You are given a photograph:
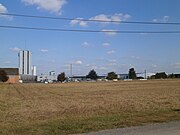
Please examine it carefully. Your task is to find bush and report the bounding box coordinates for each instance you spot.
[57,72,66,82]
[107,72,118,80]
[155,72,167,79]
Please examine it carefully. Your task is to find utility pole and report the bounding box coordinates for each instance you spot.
[70,64,72,80]
[25,40,27,50]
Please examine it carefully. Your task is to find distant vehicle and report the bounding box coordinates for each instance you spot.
[97,79,102,81]
[48,80,53,83]
[104,79,108,82]
[86,78,92,81]
[19,80,23,83]
[124,79,133,81]
[140,79,148,81]
[113,79,118,82]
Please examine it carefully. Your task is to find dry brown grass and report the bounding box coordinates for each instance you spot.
[0,79,180,134]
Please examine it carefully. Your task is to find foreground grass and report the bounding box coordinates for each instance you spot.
[0,80,180,134]
[3,111,180,135]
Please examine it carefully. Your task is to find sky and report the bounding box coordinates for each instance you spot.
[0,0,180,76]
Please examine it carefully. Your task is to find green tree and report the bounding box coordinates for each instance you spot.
[57,72,66,82]
[86,69,98,80]
[128,68,137,79]
[0,70,9,82]
[107,72,118,80]
[155,72,167,79]
[168,73,175,78]
[149,75,155,79]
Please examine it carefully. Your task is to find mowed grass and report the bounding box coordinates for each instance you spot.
[0,79,180,135]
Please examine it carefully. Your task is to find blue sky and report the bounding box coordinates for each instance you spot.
[0,0,180,76]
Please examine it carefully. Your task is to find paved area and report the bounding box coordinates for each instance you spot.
[78,121,180,135]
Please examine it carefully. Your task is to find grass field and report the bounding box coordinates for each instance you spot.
[0,79,180,135]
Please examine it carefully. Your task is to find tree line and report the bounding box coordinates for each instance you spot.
[0,68,178,83]
[57,68,178,82]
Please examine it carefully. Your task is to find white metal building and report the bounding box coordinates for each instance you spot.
[19,50,32,75]
[32,66,36,76]
[37,73,57,83]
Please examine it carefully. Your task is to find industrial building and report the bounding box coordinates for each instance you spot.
[19,50,32,75]
[37,71,57,83]
[18,50,36,75]
[18,50,37,82]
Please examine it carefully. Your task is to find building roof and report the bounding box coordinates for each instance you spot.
[0,68,19,75]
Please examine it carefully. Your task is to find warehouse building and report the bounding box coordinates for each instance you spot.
[0,68,19,83]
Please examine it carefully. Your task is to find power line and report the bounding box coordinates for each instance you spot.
[1,13,180,25]
[1,25,180,34]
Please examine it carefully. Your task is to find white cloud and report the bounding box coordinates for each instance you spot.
[99,67,107,70]
[48,59,56,63]
[82,42,92,48]
[90,14,111,24]
[40,49,49,52]
[0,4,7,13]
[108,63,117,66]
[91,66,98,70]
[86,64,90,67]
[129,64,136,69]
[22,0,67,14]
[139,33,148,35]
[63,64,70,68]
[130,56,140,59]
[79,21,88,27]
[0,3,12,20]
[174,62,180,69]
[163,16,169,22]
[9,47,21,52]
[70,13,131,27]
[4,61,11,64]
[108,59,117,66]
[111,13,131,22]
[96,57,104,61]
[102,43,110,47]
[152,19,158,22]
[109,59,117,63]
[153,16,170,23]
[90,13,131,24]
[75,60,83,65]
[70,18,88,27]
[102,29,117,36]
[107,50,115,54]
[151,64,157,68]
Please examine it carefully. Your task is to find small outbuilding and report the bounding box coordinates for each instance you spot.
[0,68,19,83]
